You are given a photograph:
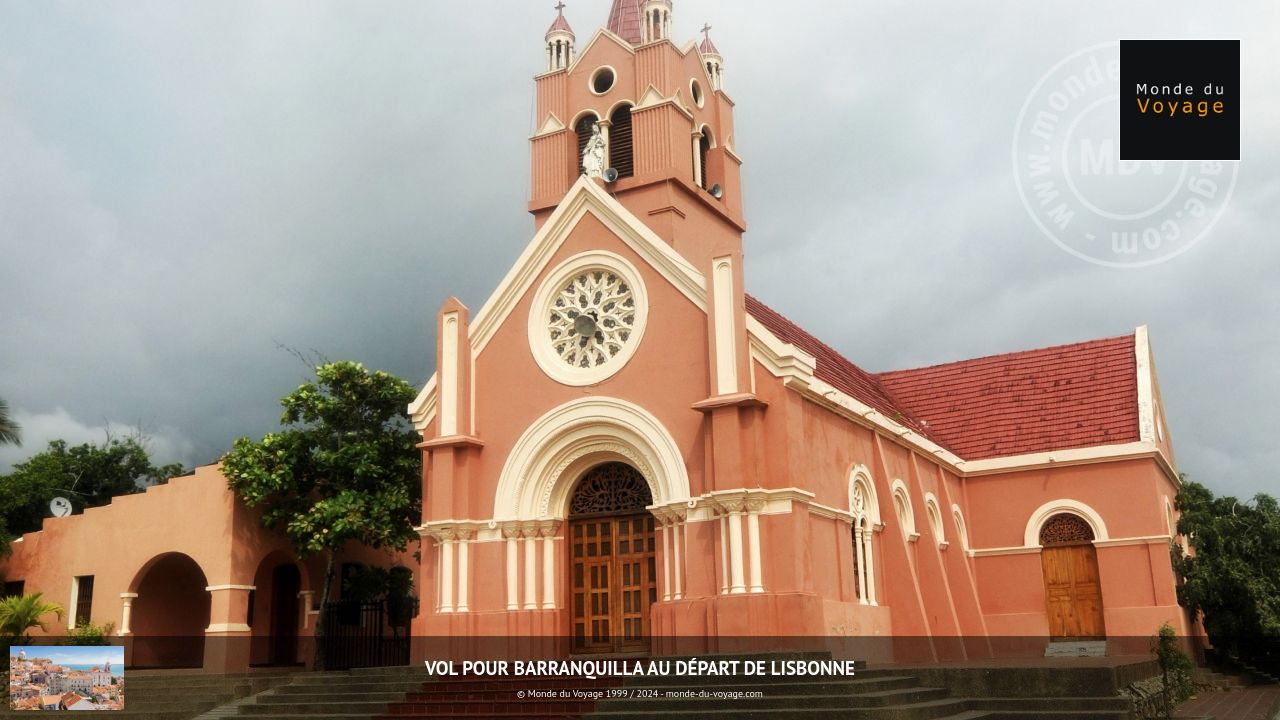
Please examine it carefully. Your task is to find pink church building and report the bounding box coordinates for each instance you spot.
[0,0,1193,673]
[408,0,1192,661]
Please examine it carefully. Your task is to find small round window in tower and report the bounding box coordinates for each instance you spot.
[690,79,705,108]
[528,251,649,386]
[590,66,616,95]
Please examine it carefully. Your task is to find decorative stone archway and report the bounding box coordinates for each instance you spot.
[494,396,692,521]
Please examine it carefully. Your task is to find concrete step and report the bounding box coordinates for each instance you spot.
[238,700,396,715]
[583,698,975,719]
[401,676,922,702]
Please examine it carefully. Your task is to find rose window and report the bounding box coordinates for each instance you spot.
[547,269,636,369]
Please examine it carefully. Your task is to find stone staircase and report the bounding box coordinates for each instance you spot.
[206,666,435,720]
[73,671,295,720]
[2,657,1143,720]
[359,655,1133,720]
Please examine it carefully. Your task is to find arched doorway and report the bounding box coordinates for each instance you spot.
[1039,513,1106,640]
[567,462,657,654]
[129,553,211,669]
[249,553,303,667]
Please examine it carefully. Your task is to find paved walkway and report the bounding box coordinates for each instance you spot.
[1175,686,1280,720]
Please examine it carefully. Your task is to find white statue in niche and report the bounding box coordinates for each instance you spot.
[582,122,606,178]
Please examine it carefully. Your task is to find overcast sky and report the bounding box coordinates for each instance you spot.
[1,1,1276,499]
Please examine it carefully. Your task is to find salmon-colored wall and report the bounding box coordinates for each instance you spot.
[0,464,417,672]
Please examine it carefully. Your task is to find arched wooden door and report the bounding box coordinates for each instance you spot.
[1039,513,1106,640]
[568,462,657,655]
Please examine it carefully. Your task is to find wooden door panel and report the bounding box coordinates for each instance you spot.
[1042,544,1106,640]
[571,513,655,654]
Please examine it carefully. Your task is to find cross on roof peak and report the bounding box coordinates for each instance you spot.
[701,23,712,37]
[555,2,566,14]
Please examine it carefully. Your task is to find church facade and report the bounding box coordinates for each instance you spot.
[408,0,1192,662]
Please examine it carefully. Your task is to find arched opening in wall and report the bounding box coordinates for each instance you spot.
[608,104,634,179]
[567,462,656,654]
[891,482,916,540]
[574,112,600,176]
[1038,513,1106,640]
[850,474,878,605]
[249,552,303,667]
[697,127,713,189]
[952,506,970,552]
[925,495,946,547]
[128,553,212,669]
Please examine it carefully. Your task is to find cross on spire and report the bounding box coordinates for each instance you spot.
[702,23,713,38]
[555,1,566,14]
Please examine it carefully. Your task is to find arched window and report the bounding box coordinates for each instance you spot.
[697,127,712,189]
[609,104,634,179]
[1038,513,1095,546]
[924,493,946,548]
[574,112,599,176]
[891,481,917,541]
[952,505,970,552]
[849,469,879,605]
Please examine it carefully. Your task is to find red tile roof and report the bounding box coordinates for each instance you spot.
[606,0,643,44]
[546,9,574,37]
[698,35,721,56]
[878,334,1139,460]
[745,294,1141,461]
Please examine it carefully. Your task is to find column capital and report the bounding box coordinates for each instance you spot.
[119,592,139,600]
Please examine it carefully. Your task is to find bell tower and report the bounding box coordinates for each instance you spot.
[528,0,745,271]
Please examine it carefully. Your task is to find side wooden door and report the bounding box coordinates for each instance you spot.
[1042,543,1106,639]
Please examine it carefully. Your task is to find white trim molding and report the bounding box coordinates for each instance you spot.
[1135,325,1156,443]
[205,584,255,592]
[1023,499,1110,547]
[494,396,692,521]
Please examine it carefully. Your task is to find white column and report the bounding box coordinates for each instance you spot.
[522,525,538,610]
[719,511,730,594]
[713,256,739,396]
[865,532,879,606]
[456,532,471,613]
[660,520,672,601]
[504,527,519,610]
[541,523,557,610]
[692,133,704,188]
[439,531,455,613]
[672,518,684,600]
[746,500,763,593]
[439,313,459,436]
[118,593,138,635]
[728,500,746,594]
[854,526,867,604]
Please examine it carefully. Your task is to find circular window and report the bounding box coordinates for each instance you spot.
[528,251,648,386]
[690,79,704,108]
[590,67,616,95]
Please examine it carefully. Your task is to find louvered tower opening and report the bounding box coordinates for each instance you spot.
[609,105,634,179]
[698,128,712,189]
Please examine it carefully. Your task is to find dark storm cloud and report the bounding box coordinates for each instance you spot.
[1,0,1276,497]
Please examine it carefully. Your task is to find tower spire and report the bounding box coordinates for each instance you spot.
[698,22,724,90]
[606,0,644,45]
[544,2,576,72]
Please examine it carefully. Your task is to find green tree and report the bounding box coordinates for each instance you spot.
[221,361,420,670]
[0,433,185,545]
[0,398,19,446]
[0,592,64,644]
[1173,479,1280,654]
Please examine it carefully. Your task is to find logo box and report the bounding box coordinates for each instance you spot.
[1120,39,1240,160]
